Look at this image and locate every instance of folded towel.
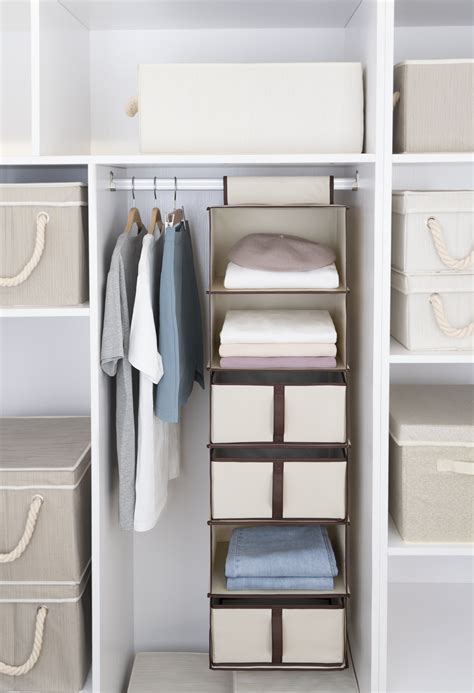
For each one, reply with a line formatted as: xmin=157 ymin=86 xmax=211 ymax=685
xmin=225 ymin=525 xmax=338 ymax=579
xmin=226 ymin=576 xmax=334 ymax=591
xmin=224 ymin=261 xmax=339 ymax=289
xmin=220 ymin=356 xmax=337 ymax=369
xmin=219 ymin=342 xmax=337 ymax=357
xmin=220 ymin=310 xmax=337 ymax=345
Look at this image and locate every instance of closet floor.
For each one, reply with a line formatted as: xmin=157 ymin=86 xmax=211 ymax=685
xmin=128 ymin=653 xmax=359 ymax=692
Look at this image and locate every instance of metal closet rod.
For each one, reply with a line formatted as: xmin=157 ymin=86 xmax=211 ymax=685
xmin=109 ymin=173 xmax=359 ymax=193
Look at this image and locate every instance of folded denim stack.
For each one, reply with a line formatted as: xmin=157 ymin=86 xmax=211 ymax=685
xmin=224 ymin=525 xmax=338 ymax=591
xmin=219 ymin=309 xmax=338 ymax=368
xmin=223 ymin=232 xmax=339 ymax=290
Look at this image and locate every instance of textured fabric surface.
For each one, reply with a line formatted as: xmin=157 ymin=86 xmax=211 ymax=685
xmin=226 ymin=576 xmax=334 ymax=590
xmin=128 ymin=653 xmax=233 ymax=692
xmin=228 ymin=234 xmax=335 ymax=272
xmin=220 ymin=310 xmax=337 ymax=344
xmin=234 ymin=665 xmax=357 ymax=692
xmin=225 ymin=176 xmax=332 ymax=205
xmin=219 ymin=342 xmax=337 ymax=357
xmin=219 ymin=356 xmax=337 ymax=369
xmin=223 ymin=261 xmax=339 ymax=289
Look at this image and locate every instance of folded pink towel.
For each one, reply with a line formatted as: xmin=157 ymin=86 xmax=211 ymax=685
xmin=220 ymin=356 xmax=337 ymax=369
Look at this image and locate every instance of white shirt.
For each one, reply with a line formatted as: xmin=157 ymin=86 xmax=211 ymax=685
xmin=129 ymin=233 xmax=180 ymax=532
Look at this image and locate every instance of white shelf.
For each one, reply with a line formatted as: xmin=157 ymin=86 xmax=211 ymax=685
xmin=395 ymin=0 xmax=474 ymax=27
xmin=390 ymin=338 xmax=474 ymax=364
xmin=388 ymin=517 xmax=474 ymax=557
xmin=393 ymin=153 xmax=474 ymax=164
xmin=0 ymin=304 xmax=90 ymax=318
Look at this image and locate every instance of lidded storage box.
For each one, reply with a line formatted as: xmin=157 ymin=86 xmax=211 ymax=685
xmin=393 ymin=60 xmax=474 ymax=153
xmin=138 ymin=63 xmax=364 ymax=154
xmin=0 ymin=417 xmax=91 ymax=583
xmin=0 ymin=184 xmax=88 ymax=306
xmin=389 ymin=385 xmax=474 ymax=543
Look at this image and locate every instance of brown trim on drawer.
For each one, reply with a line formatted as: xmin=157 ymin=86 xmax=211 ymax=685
xmin=210 ymin=597 xmax=347 ymax=608
xmin=272 ymin=461 xmax=284 ymax=519
xmin=223 ymin=176 xmax=228 ymax=205
xmin=210 ymin=660 xmax=347 ymax=670
xmin=273 ymin=385 xmax=285 ymax=443
xmin=209 ymin=518 xmax=348 ymax=526
xmin=329 ymin=175 xmax=335 ymax=204
xmin=207 ymin=204 xmax=348 ymax=210
xmin=209 ymin=442 xmax=349 ymax=450
xmin=272 ymin=607 xmax=283 ymax=664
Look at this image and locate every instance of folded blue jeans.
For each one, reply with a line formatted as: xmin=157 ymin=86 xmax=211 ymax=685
xmin=226 ymin=576 xmax=334 ymax=591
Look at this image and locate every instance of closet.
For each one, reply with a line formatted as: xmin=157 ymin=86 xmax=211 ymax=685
xmin=0 ymin=1 xmax=472 ymax=692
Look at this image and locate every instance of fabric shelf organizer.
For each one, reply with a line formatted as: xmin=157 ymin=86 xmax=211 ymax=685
xmin=393 ymin=59 xmax=474 ymax=153
xmin=391 ymin=191 xmax=474 ymax=351
xmin=0 ymin=183 xmax=88 ymax=306
xmin=207 ymin=179 xmax=349 ymax=671
xmin=0 ymin=417 xmax=91 ymax=691
xmin=389 ymin=385 xmax=474 ymax=543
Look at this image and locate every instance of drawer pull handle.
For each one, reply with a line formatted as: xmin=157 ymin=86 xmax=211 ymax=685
xmin=426 ymin=216 xmax=474 ymax=270
xmin=0 ymin=212 xmax=49 ymax=288
xmin=437 ymin=459 xmax=474 ymax=476
xmin=0 ymin=605 xmax=48 ymax=676
xmin=429 ymin=293 xmax=474 ymax=339
xmin=0 ymin=495 xmax=44 ymax=563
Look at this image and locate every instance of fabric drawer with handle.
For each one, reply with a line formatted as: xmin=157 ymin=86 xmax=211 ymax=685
xmin=210 ymin=597 xmax=347 ymax=670
xmin=0 ymin=183 xmax=88 ymax=306
xmin=211 ymin=447 xmax=348 ymax=521
xmin=389 ymin=385 xmax=474 ymax=543
xmin=391 ymin=270 xmax=473 ymax=350
xmin=0 ymin=417 xmax=91 ymax=583
xmin=393 ymin=59 xmax=474 ymax=153
xmin=0 ymin=570 xmax=91 ymax=692
xmin=210 ymin=371 xmax=347 ymax=445
xmin=392 ymin=191 xmax=474 ymax=274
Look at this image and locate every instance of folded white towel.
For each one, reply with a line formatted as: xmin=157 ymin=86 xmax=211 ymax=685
xmin=220 ymin=310 xmax=337 ymax=345
xmin=223 ymin=261 xmax=339 ymax=289
xmin=219 ymin=342 xmax=337 ymax=357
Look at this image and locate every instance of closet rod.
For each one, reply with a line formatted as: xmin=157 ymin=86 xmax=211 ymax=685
xmin=109 ymin=175 xmax=359 ymax=192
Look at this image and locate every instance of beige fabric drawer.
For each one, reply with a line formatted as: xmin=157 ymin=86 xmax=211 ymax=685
xmin=0 ymin=417 xmax=91 ymax=583
xmin=390 ymin=385 xmax=474 ymax=543
xmin=392 ymin=191 xmax=474 ymax=274
xmin=0 ymin=572 xmax=91 ymax=692
xmin=211 ymin=448 xmax=347 ymax=520
xmin=211 ymin=372 xmax=346 ymax=444
xmin=210 ymin=598 xmax=346 ymax=669
xmin=0 ymin=184 xmax=88 ymax=306
xmin=393 ymin=60 xmax=474 ymax=153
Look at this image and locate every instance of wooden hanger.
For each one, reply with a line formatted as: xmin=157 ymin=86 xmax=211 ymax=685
xmin=124 ymin=176 xmax=145 ymax=234
xmin=148 ymin=207 xmax=163 ymax=235
xmin=166 ymin=176 xmax=186 ymax=228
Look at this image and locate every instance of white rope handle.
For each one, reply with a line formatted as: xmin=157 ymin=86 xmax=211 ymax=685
xmin=0 ymin=495 xmax=44 ymax=563
xmin=0 ymin=606 xmax=48 ymax=676
xmin=430 ymin=293 xmax=474 ymax=339
xmin=426 ymin=217 xmax=474 ymax=270
xmin=0 ymin=212 xmax=49 ymax=287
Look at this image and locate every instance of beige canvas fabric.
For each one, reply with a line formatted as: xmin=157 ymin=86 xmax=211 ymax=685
xmin=0 ymin=183 xmax=88 ymax=306
xmin=211 ymin=385 xmax=274 ymax=443
xmin=211 ymin=608 xmax=272 ymax=663
xmin=285 ymin=386 xmax=346 ymax=443
xmin=393 ymin=60 xmax=474 ymax=153
xmin=224 ymin=176 xmax=333 ymax=206
xmin=212 ymin=462 xmax=274 ymax=518
xmin=282 ymin=609 xmax=345 ymax=664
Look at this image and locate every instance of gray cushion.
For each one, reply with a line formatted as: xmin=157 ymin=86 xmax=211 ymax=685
xmin=228 ymin=233 xmax=336 ymax=272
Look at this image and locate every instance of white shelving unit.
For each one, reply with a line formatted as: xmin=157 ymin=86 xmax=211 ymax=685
xmin=388 ymin=517 xmax=474 ymax=558
xmin=0 ymin=1 xmax=472 ymax=692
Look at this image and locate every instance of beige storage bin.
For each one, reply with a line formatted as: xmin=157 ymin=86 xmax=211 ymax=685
xmin=138 ymin=63 xmax=363 ymax=154
xmin=392 ymin=191 xmax=474 ymax=274
xmin=0 ymin=183 xmax=88 ymax=306
xmin=0 ymin=571 xmax=91 ymax=692
xmin=393 ymin=60 xmax=474 ymax=153
xmin=211 ymin=371 xmax=347 ymax=445
xmin=391 ymin=270 xmax=474 ymax=350
xmin=390 ymin=385 xmax=474 ymax=543
xmin=209 ymin=205 xmax=347 ymax=291
xmin=0 ymin=417 xmax=91 ymax=583
xmin=210 ymin=597 xmax=346 ymax=669
xmin=211 ymin=448 xmax=347 ymax=520
xmin=210 ymin=524 xmax=347 ymax=598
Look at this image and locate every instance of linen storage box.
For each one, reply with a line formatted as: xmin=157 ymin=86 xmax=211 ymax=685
xmin=0 ymin=417 xmax=91 ymax=583
xmin=137 ymin=63 xmax=364 ymax=154
xmin=389 ymin=385 xmax=474 ymax=543
xmin=391 ymin=270 xmax=474 ymax=350
xmin=211 ymin=448 xmax=347 ymax=520
xmin=210 ymin=597 xmax=346 ymax=669
xmin=392 ymin=191 xmax=474 ymax=274
xmin=0 ymin=571 xmax=91 ymax=692
xmin=393 ymin=60 xmax=474 ymax=153
xmin=211 ymin=371 xmax=347 ymax=445
xmin=0 ymin=183 xmax=88 ymax=306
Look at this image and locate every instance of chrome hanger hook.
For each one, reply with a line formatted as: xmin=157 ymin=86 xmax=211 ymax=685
xmin=153 ymin=176 xmax=157 ymax=201
xmin=132 ymin=176 xmax=136 ymax=202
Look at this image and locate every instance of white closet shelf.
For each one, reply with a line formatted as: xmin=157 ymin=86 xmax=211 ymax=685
xmin=389 ymin=337 xmax=474 ymax=364
xmin=392 ymin=153 xmax=474 ymax=164
xmin=388 ymin=517 xmax=474 ymax=558
xmin=0 ymin=304 xmax=90 ymax=318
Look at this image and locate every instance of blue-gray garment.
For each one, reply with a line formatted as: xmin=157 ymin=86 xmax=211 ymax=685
xmin=155 ymin=221 xmax=204 ymax=423
xmin=226 ymin=576 xmax=334 ymax=591
xmin=225 ymin=525 xmax=338 ymax=579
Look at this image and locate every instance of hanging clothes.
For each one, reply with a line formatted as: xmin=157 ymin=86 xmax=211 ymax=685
xmin=155 ymin=220 xmax=204 ymax=424
xmin=128 ymin=232 xmax=180 ymax=532
xmin=100 ymin=232 xmax=143 ymax=531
